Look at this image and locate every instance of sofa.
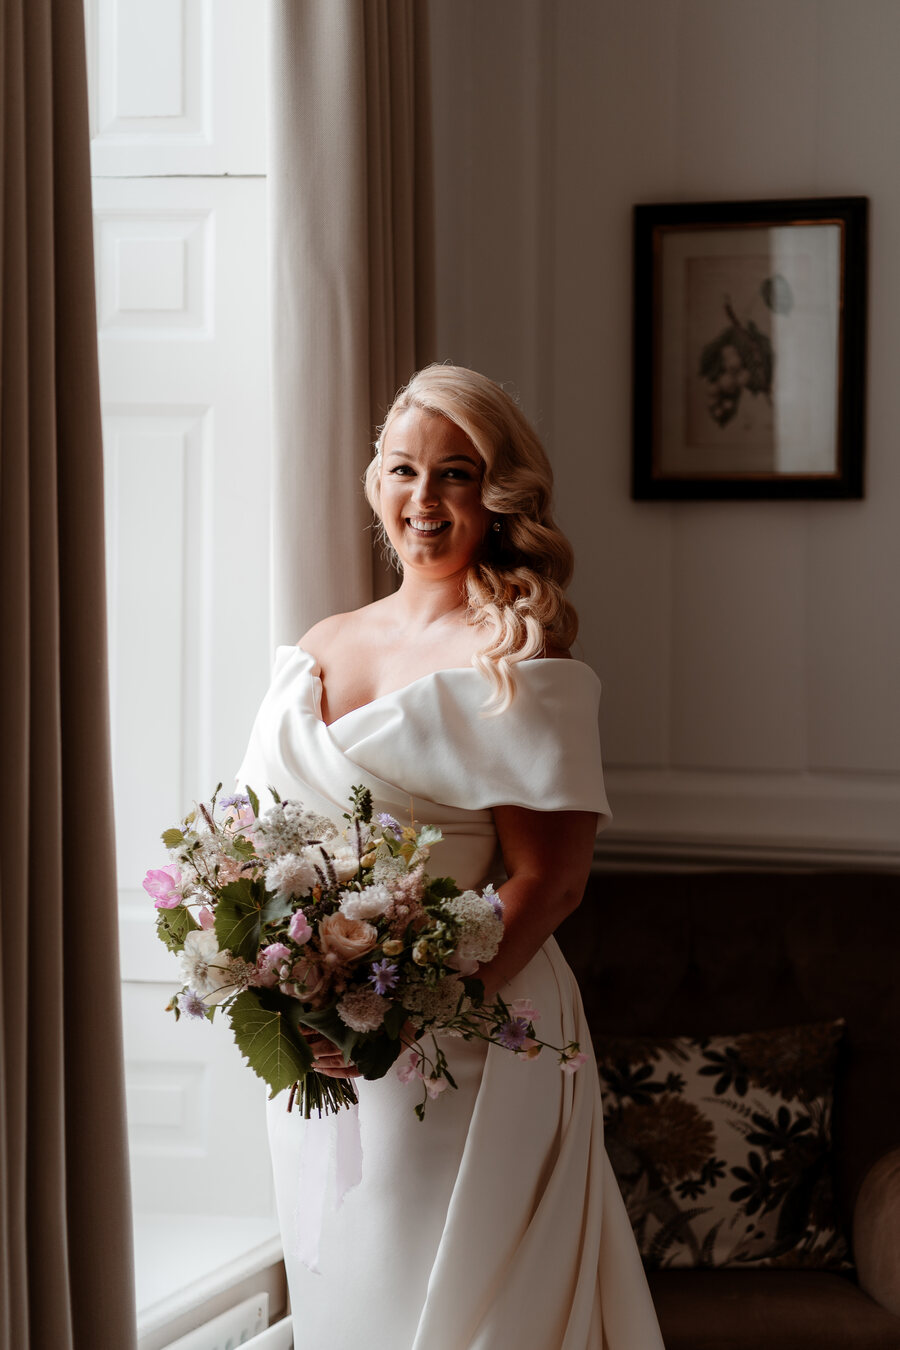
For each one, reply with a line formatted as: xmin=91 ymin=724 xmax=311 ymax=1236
xmin=555 ymin=868 xmax=900 ymax=1349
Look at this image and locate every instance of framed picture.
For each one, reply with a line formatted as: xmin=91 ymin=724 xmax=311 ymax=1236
xmin=632 ymin=196 xmax=868 ymax=499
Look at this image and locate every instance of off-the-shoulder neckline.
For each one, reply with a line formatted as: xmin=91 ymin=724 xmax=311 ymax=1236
xmin=275 ymin=643 xmax=598 ymax=730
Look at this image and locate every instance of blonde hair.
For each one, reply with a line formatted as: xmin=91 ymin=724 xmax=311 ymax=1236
xmin=364 ymin=363 xmax=578 ymax=712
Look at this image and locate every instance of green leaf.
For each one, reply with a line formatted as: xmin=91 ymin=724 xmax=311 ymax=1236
xmin=229 ymin=991 xmax=313 ymax=1096
xmin=156 ymin=905 xmax=200 ymax=953
xmin=425 ymin=876 xmax=460 ymax=901
xmin=267 ymin=783 xmax=282 ymax=804
xmin=382 ymin=1003 xmax=406 ymax=1040
xmin=161 ymin=827 xmax=185 ymax=849
xmin=230 ymin=834 xmax=256 ymax=860
xmin=462 ymin=976 xmax=485 ymax=1007
xmin=245 ymin=785 xmax=260 ymax=818
xmin=416 ymin=824 xmax=443 ymax=849
xmin=353 ymin=1034 xmax=404 ymax=1081
xmin=261 ymin=892 xmax=295 ymax=926
xmin=214 ymin=878 xmax=263 ymax=960
xmin=292 ymin=1004 xmax=359 ymax=1061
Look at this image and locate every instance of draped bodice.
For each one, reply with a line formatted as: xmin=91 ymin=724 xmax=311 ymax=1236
xmin=234 ymin=645 xmax=611 ymax=892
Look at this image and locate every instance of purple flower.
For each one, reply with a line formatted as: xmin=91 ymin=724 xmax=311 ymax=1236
xmin=368 ymin=959 xmax=399 ymax=996
xmin=376 ymin=812 xmax=403 ymax=837
xmin=219 ymin=793 xmax=250 ymax=811
xmin=483 ymin=884 xmax=503 ymax=918
xmin=177 ymin=990 xmax=208 ymax=1020
xmin=496 ymin=1017 xmax=530 ymax=1051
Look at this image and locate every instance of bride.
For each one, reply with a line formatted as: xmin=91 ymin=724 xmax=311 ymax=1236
xmin=234 ymin=365 xmax=664 ymax=1349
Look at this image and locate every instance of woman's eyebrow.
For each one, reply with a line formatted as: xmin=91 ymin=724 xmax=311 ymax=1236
xmin=386 ymin=450 xmax=480 ymax=465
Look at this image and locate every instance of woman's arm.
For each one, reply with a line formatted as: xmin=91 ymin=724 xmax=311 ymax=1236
xmin=475 ymin=805 xmax=598 ymax=1000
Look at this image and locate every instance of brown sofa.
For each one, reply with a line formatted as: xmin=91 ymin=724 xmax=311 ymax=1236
xmin=555 ymin=868 xmax=900 ymax=1349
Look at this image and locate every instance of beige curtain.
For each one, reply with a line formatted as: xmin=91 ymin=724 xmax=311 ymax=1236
xmin=268 ymin=0 xmax=435 ymax=644
xmin=0 ymin=2 xmax=137 ymax=1347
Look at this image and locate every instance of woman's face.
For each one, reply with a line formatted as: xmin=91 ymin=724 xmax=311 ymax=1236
xmin=379 ymin=406 xmax=492 ymax=579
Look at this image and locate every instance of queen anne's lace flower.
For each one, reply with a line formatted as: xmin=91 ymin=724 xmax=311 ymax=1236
xmin=444 ymin=890 xmax=503 ymax=962
xmin=402 ymin=975 xmax=467 ymax=1027
xmin=254 ymin=801 xmax=335 ymax=857
xmin=337 ymin=988 xmax=389 ymax=1032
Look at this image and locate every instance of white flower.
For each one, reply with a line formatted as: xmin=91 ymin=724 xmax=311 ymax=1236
xmin=444 ymin=889 xmax=503 ymax=963
xmin=337 ymin=989 xmax=389 ymax=1033
xmin=179 ymin=930 xmax=236 ymax=1005
xmin=402 ymin=975 xmax=467 ymax=1028
xmin=264 ymin=852 xmax=318 ymax=899
xmin=330 ymin=842 xmax=362 ymax=883
xmin=339 ymin=883 xmax=392 ymax=921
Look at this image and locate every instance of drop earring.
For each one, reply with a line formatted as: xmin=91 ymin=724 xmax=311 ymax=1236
xmin=491 ymin=520 xmax=501 ymax=533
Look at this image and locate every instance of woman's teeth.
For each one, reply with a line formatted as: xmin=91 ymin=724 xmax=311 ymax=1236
xmin=407 ymin=518 xmax=449 ymax=534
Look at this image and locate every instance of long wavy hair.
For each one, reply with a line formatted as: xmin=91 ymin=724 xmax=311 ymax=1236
xmin=364 ymin=364 xmax=578 ymax=712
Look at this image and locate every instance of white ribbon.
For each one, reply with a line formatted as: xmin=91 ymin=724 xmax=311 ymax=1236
xmin=292 ymin=1101 xmax=363 ymax=1273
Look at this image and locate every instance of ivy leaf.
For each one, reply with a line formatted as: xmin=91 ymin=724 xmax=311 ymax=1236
xmin=161 ymin=828 xmax=185 ymax=849
xmin=229 ymin=991 xmax=313 ymax=1097
xmin=245 ymin=785 xmax=260 ymax=818
xmin=214 ymin=878 xmax=263 ymax=961
xmin=156 ymin=905 xmax=199 ymax=953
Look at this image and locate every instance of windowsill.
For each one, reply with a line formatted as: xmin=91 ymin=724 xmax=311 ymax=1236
xmin=135 ymin=1212 xmax=284 ymax=1350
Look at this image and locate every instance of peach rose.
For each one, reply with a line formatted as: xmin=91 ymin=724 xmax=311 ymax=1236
xmin=281 ymin=955 xmax=331 ymax=1007
xmin=318 ymin=911 xmax=378 ymax=965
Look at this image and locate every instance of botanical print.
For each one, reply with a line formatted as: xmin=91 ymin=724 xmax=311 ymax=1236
xmin=595 ymin=1021 xmax=850 ymax=1269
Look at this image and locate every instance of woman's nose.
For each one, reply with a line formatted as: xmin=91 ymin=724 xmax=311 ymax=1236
xmin=411 ymin=473 xmax=439 ymax=506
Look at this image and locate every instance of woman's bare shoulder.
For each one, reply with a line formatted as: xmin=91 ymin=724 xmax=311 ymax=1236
xmin=298 ymin=600 xmax=391 ymax=661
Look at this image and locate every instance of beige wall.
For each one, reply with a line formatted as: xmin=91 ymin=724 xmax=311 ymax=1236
xmin=429 ymin=0 xmax=900 ymax=864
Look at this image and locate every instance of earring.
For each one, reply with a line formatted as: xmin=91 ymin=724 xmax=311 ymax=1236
xmin=491 ymin=520 xmax=501 ymax=533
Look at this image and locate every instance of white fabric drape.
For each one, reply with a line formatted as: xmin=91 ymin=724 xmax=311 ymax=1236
xmin=267 ymin=0 xmax=435 ymax=645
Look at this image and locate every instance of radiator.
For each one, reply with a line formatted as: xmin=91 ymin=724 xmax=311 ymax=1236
xmin=159 ymin=1292 xmax=292 ymax=1350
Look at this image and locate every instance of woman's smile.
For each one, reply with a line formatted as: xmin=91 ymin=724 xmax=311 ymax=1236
xmin=379 ymin=407 xmax=491 ymax=574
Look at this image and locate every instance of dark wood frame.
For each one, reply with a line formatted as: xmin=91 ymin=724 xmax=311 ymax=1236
xmin=632 ymin=196 xmax=868 ymax=500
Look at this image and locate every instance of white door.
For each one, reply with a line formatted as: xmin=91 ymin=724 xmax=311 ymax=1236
xmin=88 ymin=0 xmax=277 ymax=1236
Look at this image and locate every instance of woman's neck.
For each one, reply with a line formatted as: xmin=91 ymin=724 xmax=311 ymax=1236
xmin=388 ymin=568 xmax=470 ymax=631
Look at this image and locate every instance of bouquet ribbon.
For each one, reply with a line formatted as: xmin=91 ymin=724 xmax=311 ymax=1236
xmin=292 ymin=1101 xmax=363 ymax=1273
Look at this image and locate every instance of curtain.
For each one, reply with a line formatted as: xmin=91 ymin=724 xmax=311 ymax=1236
xmin=0 ymin=2 xmax=137 ymax=1347
xmin=268 ymin=0 xmax=435 ymax=644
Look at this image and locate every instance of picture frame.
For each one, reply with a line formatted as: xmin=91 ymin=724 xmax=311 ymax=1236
xmin=632 ymin=196 xmax=868 ymax=500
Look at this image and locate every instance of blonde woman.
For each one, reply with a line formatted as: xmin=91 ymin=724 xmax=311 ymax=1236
xmin=235 ymin=366 xmax=664 ymax=1349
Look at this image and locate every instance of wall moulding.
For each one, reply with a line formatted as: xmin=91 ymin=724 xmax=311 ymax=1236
xmin=599 ymin=767 xmax=900 ymax=869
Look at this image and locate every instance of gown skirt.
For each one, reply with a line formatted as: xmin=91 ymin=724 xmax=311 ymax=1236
xmin=235 ymin=645 xmax=665 ymax=1350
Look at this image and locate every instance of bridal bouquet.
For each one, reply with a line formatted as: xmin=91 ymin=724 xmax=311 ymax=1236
xmin=144 ymin=782 xmax=587 ymax=1118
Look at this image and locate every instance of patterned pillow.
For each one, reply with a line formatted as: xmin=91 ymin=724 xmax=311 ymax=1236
xmin=594 ymin=1020 xmax=850 ymax=1270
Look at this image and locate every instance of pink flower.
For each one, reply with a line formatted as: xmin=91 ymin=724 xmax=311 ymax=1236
xmin=288 ymin=910 xmax=312 ymax=945
xmin=318 ymin=911 xmax=378 ymax=964
xmin=198 ymin=906 xmax=215 ymax=930
xmin=396 ymin=1050 xmax=424 ymax=1084
xmin=256 ymin=942 xmax=291 ymax=987
xmin=561 ymin=1049 xmax=588 ymax=1075
xmin=143 ymin=864 xmax=182 ymax=909
xmin=425 ymin=1075 xmax=448 ymax=1099
xmin=509 ymin=997 xmax=540 ymax=1024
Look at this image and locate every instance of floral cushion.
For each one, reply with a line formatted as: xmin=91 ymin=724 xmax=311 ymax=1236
xmin=594 ymin=1020 xmax=851 ymax=1270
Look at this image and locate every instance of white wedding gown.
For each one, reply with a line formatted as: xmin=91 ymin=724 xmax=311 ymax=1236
xmin=234 ymin=645 xmax=664 ymax=1350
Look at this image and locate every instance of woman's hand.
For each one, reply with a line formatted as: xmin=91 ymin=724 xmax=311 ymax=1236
xmin=476 ymin=806 xmax=597 ymax=1000
xmin=300 ymin=1029 xmax=360 ymax=1079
